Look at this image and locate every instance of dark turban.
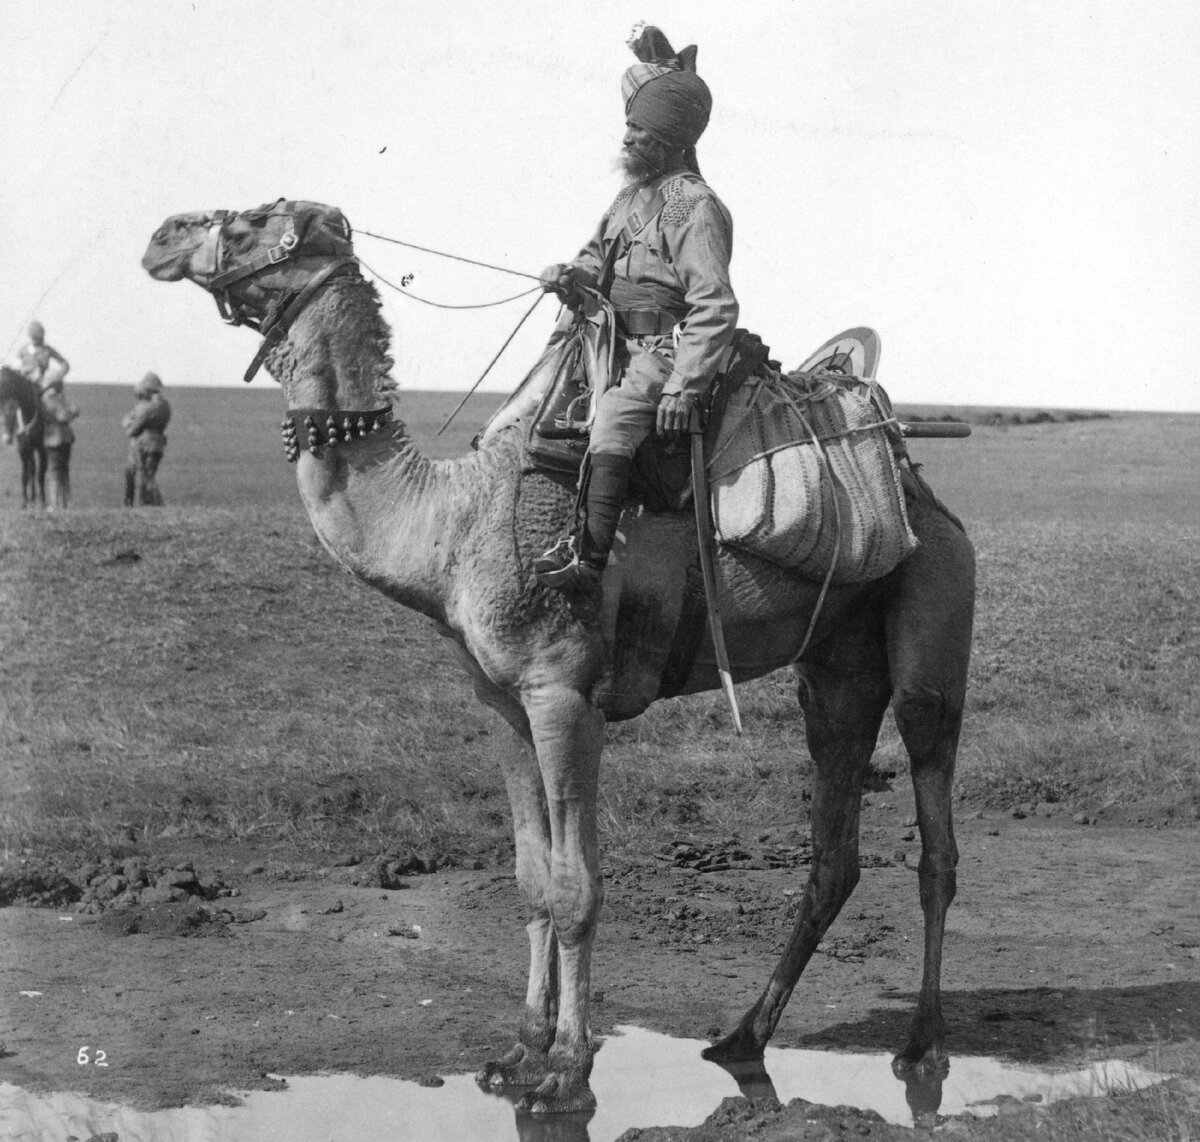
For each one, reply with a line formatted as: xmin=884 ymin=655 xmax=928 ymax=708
xmin=621 ymin=23 xmax=712 ymax=150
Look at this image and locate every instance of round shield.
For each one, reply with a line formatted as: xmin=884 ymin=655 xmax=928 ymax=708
xmin=794 ymin=327 xmax=881 ymax=380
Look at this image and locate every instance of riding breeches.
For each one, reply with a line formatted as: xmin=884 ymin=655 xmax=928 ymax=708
xmin=588 ymin=335 xmax=674 ymax=458
xmin=125 ymin=448 xmax=164 ymax=506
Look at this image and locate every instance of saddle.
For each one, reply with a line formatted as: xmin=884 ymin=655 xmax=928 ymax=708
xmin=475 ymin=299 xmax=918 ymax=586
xmin=477 ymin=309 xmax=772 ymax=511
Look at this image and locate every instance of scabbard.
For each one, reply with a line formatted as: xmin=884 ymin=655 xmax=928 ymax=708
xmin=690 ymin=427 xmax=743 ymax=735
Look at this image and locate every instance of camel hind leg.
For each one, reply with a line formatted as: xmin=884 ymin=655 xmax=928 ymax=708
xmin=886 ymin=528 xmax=974 ymax=1079
xmin=706 ymin=658 xmax=892 ymax=1061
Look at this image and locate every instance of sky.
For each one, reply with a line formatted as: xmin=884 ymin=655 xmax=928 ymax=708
xmin=3 ymin=0 xmax=1199 ymax=412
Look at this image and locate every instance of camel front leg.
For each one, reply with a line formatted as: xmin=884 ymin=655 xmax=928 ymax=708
xmin=476 ymin=720 xmax=560 ymax=1089
xmin=706 ymin=663 xmax=891 ymax=1062
xmin=514 ymin=684 xmax=605 ymax=1115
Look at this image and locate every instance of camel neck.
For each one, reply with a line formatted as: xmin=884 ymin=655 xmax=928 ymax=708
xmin=294 ymin=421 xmax=469 ymax=624
xmin=266 ymin=275 xmax=477 ymax=623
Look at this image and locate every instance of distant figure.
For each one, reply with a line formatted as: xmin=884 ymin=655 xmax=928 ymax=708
xmin=122 ymin=372 xmax=171 ymax=506
xmin=40 ymin=365 xmax=80 ymax=510
xmin=13 ymin=320 xmax=70 ymax=387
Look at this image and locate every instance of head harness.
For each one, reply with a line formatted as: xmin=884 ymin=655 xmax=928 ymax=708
xmin=186 ymin=198 xmax=393 ymax=460
xmin=197 ymin=199 xmax=359 ymax=381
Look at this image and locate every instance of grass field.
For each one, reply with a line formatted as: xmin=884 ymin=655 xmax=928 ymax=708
xmin=2 ymin=385 xmax=1199 ymax=1140
xmin=2 ymin=384 xmax=1197 ymax=859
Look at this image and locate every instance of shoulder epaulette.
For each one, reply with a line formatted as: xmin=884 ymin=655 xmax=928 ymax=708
xmin=661 ymin=175 xmax=713 ymax=226
xmin=603 ymin=185 xmax=638 ymax=221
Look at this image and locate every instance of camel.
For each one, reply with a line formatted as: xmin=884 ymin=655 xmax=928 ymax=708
xmin=142 ymin=199 xmax=975 ymax=1115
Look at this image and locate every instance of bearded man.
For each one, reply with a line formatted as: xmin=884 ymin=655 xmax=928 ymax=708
xmin=533 ymin=24 xmax=739 ymax=592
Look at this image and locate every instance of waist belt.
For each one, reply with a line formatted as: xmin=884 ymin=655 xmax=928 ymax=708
xmin=616 ymin=308 xmax=679 ymax=337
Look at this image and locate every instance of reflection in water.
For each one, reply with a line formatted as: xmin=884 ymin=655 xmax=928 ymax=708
xmin=901 ymin=1070 xmax=945 ymax=1128
xmin=0 ymin=1025 xmax=1169 ymax=1142
xmin=490 ymin=1087 xmax=595 ymax=1142
xmin=711 ymin=1056 xmax=780 ymax=1104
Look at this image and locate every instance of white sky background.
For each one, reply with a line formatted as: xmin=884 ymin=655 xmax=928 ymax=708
xmin=3 ymin=0 xmax=1198 ymax=412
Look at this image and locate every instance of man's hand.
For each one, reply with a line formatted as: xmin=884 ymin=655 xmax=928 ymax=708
xmin=539 ymin=263 xmax=582 ymax=306
xmin=656 ymin=391 xmax=698 ymax=440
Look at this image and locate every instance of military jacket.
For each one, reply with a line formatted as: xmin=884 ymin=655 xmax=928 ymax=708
xmin=571 ymin=171 xmax=739 ymax=399
xmin=124 ymin=395 xmax=172 ymax=453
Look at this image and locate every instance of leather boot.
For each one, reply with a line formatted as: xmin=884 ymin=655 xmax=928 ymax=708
xmin=534 ymin=453 xmax=634 ymax=591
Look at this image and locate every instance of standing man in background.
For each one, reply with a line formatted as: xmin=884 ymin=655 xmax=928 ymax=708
xmin=122 ymin=372 xmax=171 ymax=506
xmin=40 ymin=364 xmax=80 ymax=510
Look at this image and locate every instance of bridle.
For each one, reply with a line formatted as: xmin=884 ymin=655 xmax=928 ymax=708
xmin=193 ymin=200 xmax=394 ymax=461
xmin=199 ymin=200 xmax=360 ymax=383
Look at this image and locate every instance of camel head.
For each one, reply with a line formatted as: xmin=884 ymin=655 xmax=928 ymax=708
xmin=142 ymin=198 xmax=356 ymax=327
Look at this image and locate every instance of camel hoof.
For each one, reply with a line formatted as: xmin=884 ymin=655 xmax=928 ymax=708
xmin=892 ymin=1047 xmax=950 ymax=1083
xmin=515 ymin=1077 xmax=597 ymax=1116
xmin=475 ymin=1044 xmax=552 ymax=1090
xmin=702 ymin=1027 xmax=765 ymax=1064
xmin=474 ymin=1062 xmax=502 ymax=1091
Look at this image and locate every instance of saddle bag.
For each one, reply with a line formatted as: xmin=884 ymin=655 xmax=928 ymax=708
xmin=707 ymin=370 xmax=918 ymax=583
xmin=473 ymin=292 xmax=617 ymax=474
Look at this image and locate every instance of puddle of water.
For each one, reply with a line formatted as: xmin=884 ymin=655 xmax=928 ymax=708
xmin=0 ymin=1025 xmax=1168 ymax=1141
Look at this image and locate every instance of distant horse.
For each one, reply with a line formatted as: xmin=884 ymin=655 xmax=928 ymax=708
xmin=0 ymin=365 xmax=46 ymax=508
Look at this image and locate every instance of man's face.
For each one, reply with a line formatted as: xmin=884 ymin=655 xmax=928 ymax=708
xmin=618 ymin=120 xmax=672 ymax=184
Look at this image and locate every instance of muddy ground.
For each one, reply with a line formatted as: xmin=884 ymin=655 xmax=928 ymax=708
xmin=3 ymin=801 xmax=1199 ymax=1138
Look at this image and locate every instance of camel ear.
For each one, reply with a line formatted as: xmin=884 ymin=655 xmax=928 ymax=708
xmin=292 ymin=203 xmax=355 ymax=256
xmin=677 ymin=44 xmax=698 ymax=71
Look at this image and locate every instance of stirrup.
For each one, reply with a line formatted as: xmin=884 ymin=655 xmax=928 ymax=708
xmin=533 ymin=536 xmax=602 ymax=591
xmin=534 ymin=536 xmax=581 ymax=586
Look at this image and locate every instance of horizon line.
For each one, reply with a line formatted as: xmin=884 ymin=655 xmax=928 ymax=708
xmin=60 ymin=380 xmax=1199 ymax=418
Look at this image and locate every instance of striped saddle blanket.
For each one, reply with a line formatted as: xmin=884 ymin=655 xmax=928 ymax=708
xmin=708 ymin=370 xmax=917 ymax=584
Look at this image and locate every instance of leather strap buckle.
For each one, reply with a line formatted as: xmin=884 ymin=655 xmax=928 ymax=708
xmin=268 ymin=232 xmax=298 ymax=263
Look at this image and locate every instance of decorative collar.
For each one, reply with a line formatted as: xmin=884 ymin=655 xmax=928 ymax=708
xmin=281 ymin=405 xmax=394 ymax=463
